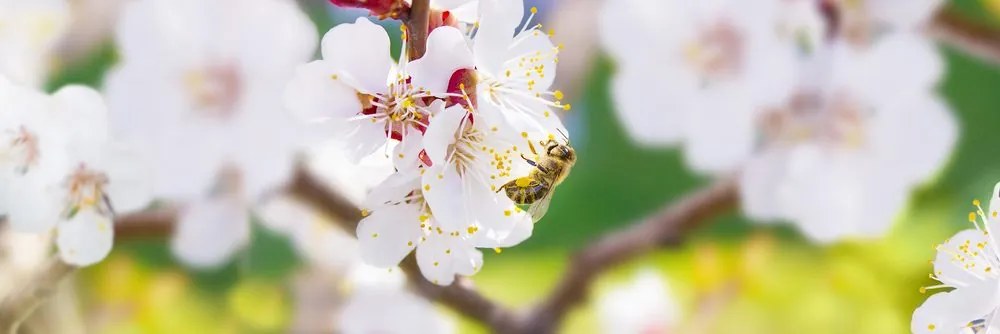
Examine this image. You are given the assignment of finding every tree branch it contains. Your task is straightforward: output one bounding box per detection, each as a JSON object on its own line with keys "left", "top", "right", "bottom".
{"left": 288, "top": 166, "right": 738, "bottom": 333}
{"left": 515, "top": 177, "right": 739, "bottom": 333}
{"left": 928, "top": 7, "right": 1000, "bottom": 66}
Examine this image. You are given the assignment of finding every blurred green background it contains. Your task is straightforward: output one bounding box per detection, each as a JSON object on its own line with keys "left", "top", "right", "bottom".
{"left": 44, "top": 0, "right": 1000, "bottom": 332}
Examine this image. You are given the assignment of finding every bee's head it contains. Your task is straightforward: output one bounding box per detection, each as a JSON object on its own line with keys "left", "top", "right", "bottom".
{"left": 545, "top": 141, "right": 576, "bottom": 163}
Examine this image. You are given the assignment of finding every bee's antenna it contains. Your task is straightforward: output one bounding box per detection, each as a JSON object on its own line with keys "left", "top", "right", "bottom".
{"left": 557, "top": 128, "right": 570, "bottom": 144}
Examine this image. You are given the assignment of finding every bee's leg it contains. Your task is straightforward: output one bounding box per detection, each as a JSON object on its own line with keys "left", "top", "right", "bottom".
{"left": 520, "top": 154, "right": 549, "bottom": 173}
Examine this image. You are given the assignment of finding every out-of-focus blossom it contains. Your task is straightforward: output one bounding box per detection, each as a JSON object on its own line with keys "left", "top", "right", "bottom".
{"left": 105, "top": 0, "right": 317, "bottom": 267}
{"left": 338, "top": 264, "right": 454, "bottom": 334}
{"left": 598, "top": 270, "right": 679, "bottom": 334}
{"left": 601, "top": 0, "right": 955, "bottom": 242}
{"left": 0, "top": 0, "right": 69, "bottom": 88}
{"left": 0, "top": 77, "right": 152, "bottom": 266}
{"left": 740, "top": 36, "right": 955, "bottom": 242}
{"left": 912, "top": 183, "right": 1000, "bottom": 334}
{"left": 600, "top": 0, "right": 798, "bottom": 170}
{"left": 0, "top": 231, "right": 51, "bottom": 298}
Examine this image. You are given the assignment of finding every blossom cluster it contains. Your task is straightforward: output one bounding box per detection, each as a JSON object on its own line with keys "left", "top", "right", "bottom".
{"left": 0, "top": 76, "right": 151, "bottom": 266}
{"left": 601, "top": 0, "right": 956, "bottom": 242}
{"left": 285, "top": 0, "right": 570, "bottom": 284}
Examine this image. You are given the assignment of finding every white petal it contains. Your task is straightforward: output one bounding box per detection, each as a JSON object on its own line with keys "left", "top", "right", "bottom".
{"left": 415, "top": 232, "right": 482, "bottom": 285}
{"left": 101, "top": 144, "right": 154, "bottom": 214}
{"left": 866, "top": 0, "right": 944, "bottom": 29}
{"left": 609, "top": 67, "right": 692, "bottom": 145}
{"left": 284, "top": 60, "right": 363, "bottom": 123}
{"left": 422, "top": 105, "right": 466, "bottom": 165}
{"left": 853, "top": 33, "right": 944, "bottom": 109}
{"left": 473, "top": 0, "right": 524, "bottom": 74}
{"left": 870, "top": 92, "right": 956, "bottom": 185}
{"left": 933, "top": 229, "right": 994, "bottom": 287}
{"left": 56, "top": 209, "right": 114, "bottom": 266}
{"left": 408, "top": 27, "right": 474, "bottom": 95}
{"left": 681, "top": 85, "right": 757, "bottom": 174}
{"left": 170, "top": 197, "right": 251, "bottom": 268}
{"left": 321, "top": 17, "right": 393, "bottom": 94}
{"left": 5, "top": 171, "right": 64, "bottom": 233}
{"left": 422, "top": 165, "right": 470, "bottom": 232}
{"left": 739, "top": 148, "right": 790, "bottom": 221}
{"left": 339, "top": 287, "right": 454, "bottom": 334}
{"left": 912, "top": 280, "right": 1000, "bottom": 334}
{"left": 356, "top": 203, "right": 423, "bottom": 268}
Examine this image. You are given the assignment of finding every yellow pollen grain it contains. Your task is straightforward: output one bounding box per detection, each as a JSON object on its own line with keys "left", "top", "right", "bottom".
{"left": 970, "top": 212, "right": 977, "bottom": 222}
{"left": 330, "top": 74, "right": 339, "bottom": 80}
{"left": 372, "top": 233, "right": 379, "bottom": 238}
{"left": 521, "top": 132, "right": 528, "bottom": 138}
{"left": 408, "top": 241, "right": 414, "bottom": 247}
{"left": 398, "top": 153, "right": 405, "bottom": 159}
{"left": 530, "top": 6, "right": 538, "bottom": 14}
{"left": 433, "top": 261, "right": 439, "bottom": 266}
{"left": 361, "top": 208, "right": 371, "bottom": 217}
{"left": 554, "top": 90, "right": 564, "bottom": 100}
{"left": 445, "top": 249, "right": 451, "bottom": 254}
{"left": 919, "top": 286, "right": 927, "bottom": 294}
{"left": 928, "top": 324, "right": 935, "bottom": 331}
{"left": 504, "top": 210, "right": 511, "bottom": 217}
{"left": 974, "top": 199, "right": 982, "bottom": 206}
{"left": 424, "top": 184, "right": 431, "bottom": 191}
{"left": 562, "top": 103, "right": 572, "bottom": 111}
{"left": 494, "top": 247, "right": 503, "bottom": 254}
{"left": 419, "top": 214, "right": 429, "bottom": 223}
{"left": 437, "top": 174, "right": 444, "bottom": 180}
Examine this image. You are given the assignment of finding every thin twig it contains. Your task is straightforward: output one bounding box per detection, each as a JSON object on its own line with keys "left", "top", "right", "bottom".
{"left": 405, "top": 0, "right": 430, "bottom": 59}
{"left": 928, "top": 7, "right": 1000, "bottom": 66}
{"left": 113, "top": 206, "right": 178, "bottom": 238}
{"left": 288, "top": 166, "right": 738, "bottom": 332}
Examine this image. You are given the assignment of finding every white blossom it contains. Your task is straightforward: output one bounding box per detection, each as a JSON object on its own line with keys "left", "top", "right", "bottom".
{"left": 338, "top": 264, "right": 454, "bottom": 334}
{"left": 912, "top": 183, "right": 1000, "bottom": 334}
{"left": 284, "top": 17, "right": 473, "bottom": 162}
{"left": 471, "top": 0, "right": 568, "bottom": 134}
{"left": 0, "top": 0, "right": 70, "bottom": 87}
{"left": 105, "top": 0, "right": 318, "bottom": 267}
{"left": 0, "top": 77, "right": 152, "bottom": 266}
{"left": 598, "top": 270, "right": 680, "bottom": 334}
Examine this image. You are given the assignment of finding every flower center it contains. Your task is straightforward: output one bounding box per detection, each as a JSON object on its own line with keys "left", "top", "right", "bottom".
{"left": 64, "top": 165, "right": 110, "bottom": 216}
{"left": 760, "top": 91, "right": 868, "bottom": 150}
{"left": 5, "top": 126, "right": 41, "bottom": 174}
{"left": 357, "top": 78, "right": 432, "bottom": 139}
{"left": 683, "top": 20, "right": 744, "bottom": 83}
{"left": 184, "top": 63, "right": 243, "bottom": 119}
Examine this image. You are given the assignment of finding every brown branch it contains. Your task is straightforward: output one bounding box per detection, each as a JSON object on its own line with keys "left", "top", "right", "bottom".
{"left": 113, "top": 206, "right": 178, "bottom": 238}
{"left": 928, "top": 7, "right": 1000, "bottom": 66}
{"left": 405, "top": 0, "right": 430, "bottom": 59}
{"left": 0, "top": 259, "right": 75, "bottom": 332}
{"left": 289, "top": 166, "right": 738, "bottom": 333}
{"left": 516, "top": 177, "right": 739, "bottom": 334}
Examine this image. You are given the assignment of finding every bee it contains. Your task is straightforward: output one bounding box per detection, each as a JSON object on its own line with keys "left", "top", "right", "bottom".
{"left": 498, "top": 130, "right": 576, "bottom": 221}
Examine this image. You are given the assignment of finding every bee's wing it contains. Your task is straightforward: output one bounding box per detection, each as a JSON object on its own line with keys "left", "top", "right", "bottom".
{"left": 527, "top": 191, "right": 554, "bottom": 222}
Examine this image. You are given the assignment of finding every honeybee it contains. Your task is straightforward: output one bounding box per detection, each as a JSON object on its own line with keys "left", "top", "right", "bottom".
{"left": 498, "top": 131, "right": 576, "bottom": 221}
